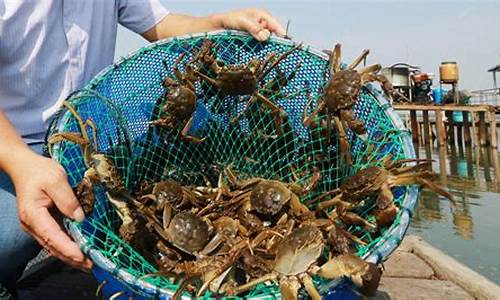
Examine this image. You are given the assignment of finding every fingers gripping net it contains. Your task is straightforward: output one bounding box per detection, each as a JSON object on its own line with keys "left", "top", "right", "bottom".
{"left": 46, "top": 31, "right": 417, "bottom": 299}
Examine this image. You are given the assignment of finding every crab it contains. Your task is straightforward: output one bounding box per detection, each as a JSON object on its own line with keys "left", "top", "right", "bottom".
{"left": 303, "top": 43, "right": 395, "bottom": 165}
{"left": 223, "top": 165, "right": 320, "bottom": 222}
{"left": 315, "top": 157, "right": 455, "bottom": 227}
{"left": 150, "top": 53, "right": 205, "bottom": 143}
{"left": 148, "top": 206, "right": 249, "bottom": 259}
{"left": 138, "top": 179, "right": 208, "bottom": 217}
{"left": 227, "top": 225, "right": 382, "bottom": 299}
{"left": 170, "top": 238, "right": 251, "bottom": 299}
{"left": 47, "top": 102, "right": 135, "bottom": 229}
{"left": 192, "top": 39, "right": 302, "bottom": 135}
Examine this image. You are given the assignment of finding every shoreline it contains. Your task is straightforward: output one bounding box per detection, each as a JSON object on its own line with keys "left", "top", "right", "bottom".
{"left": 379, "top": 235, "right": 500, "bottom": 299}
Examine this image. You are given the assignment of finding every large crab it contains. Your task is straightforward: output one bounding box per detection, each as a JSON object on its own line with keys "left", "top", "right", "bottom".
{"left": 150, "top": 53, "right": 205, "bottom": 143}
{"left": 192, "top": 39, "right": 302, "bottom": 135}
{"left": 303, "top": 43, "right": 394, "bottom": 165}
{"left": 227, "top": 225, "right": 382, "bottom": 299}
{"left": 147, "top": 203, "right": 249, "bottom": 259}
{"left": 138, "top": 179, "right": 208, "bottom": 218}
{"left": 47, "top": 102, "right": 135, "bottom": 230}
{"left": 223, "top": 165, "right": 320, "bottom": 223}
{"left": 315, "top": 157, "right": 455, "bottom": 227}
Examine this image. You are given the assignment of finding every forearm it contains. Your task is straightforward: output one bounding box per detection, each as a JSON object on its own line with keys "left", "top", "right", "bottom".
{"left": 0, "top": 110, "right": 35, "bottom": 177}
{"left": 142, "top": 13, "right": 223, "bottom": 42}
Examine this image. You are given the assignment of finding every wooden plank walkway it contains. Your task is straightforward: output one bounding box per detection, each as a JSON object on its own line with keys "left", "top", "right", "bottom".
{"left": 377, "top": 235, "right": 500, "bottom": 300}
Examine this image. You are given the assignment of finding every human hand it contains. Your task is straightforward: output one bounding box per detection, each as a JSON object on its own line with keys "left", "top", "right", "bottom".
{"left": 212, "top": 8, "right": 286, "bottom": 41}
{"left": 10, "top": 150, "right": 92, "bottom": 270}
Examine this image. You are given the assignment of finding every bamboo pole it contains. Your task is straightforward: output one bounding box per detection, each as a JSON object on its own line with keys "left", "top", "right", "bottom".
{"left": 422, "top": 110, "right": 430, "bottom": 145}
{"left": 471, "top": 112, "right": 478, "bottom": 148}
{"left": 410, "top": 110, "right": 419, "bottom": 144}
{"left": 436, "top": 110, "right": 446, "bottom": 147}
{"left": 446, "top": 111, "right": 455, "bottom": 146}
{"left": 489, "top": 110, "right": 498, "bottom": 149}
{"left": 479, "top": 112, "right": 487, "bottom": 147}
{"left": 462, "top": 111, "right": 471, "bottom": 146}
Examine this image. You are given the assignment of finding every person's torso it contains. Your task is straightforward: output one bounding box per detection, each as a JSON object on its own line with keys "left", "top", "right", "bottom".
{"left": 0, "top": 0, "right": 119, "bottom": 136}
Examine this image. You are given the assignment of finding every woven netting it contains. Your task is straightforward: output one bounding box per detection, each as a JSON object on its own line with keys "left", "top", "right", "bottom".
{"left": 46, "top": 31, "right": 417, "bottom": 299}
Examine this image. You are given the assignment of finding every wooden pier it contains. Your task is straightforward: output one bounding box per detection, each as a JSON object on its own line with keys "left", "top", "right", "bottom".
{"left": 393, "top": 104, "right": 499, "bottom": 148}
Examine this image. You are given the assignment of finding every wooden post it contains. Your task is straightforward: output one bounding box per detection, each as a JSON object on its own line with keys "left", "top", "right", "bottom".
{"left": 471, "top": 112, "right": 478, "bottom": 148}
{"left": 445, "top": 111, "right": 455, "bottom": 146}
{"left": 410, "top": 110, "right": 419, "bottom": 144}
{"left": 436, "top": 109, "right": 446, "bottom": 147}
{"left": 438, "top": 146, "right": 448, "bottom": 184}
{"left": 422, "top": 110, "right": 430, "bottom": 145}
{"left": 479, "top": 111, "right": 487, "bottom": 147}
{"left": 456, "top": 123, "right": 463, "bottom": 148}
{"left": 462, "top": 111, "right": 471, "bottom": 146}
{"left": 490, "top": 110, "right": 498, "bottom": 149}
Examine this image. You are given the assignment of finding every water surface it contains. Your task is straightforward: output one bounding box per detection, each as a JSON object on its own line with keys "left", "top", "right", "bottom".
{"left": 408, "top": 145, "right": 500, "bottom": 284}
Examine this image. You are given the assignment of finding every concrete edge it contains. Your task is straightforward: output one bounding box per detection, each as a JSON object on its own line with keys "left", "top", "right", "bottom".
{"left": 404, "top": 235, "right": 500, "bottom": 300}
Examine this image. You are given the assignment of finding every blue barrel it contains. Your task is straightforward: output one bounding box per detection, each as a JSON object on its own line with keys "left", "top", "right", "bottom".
{"left": 432, "top": 88, "right": 444, "bottom": 105}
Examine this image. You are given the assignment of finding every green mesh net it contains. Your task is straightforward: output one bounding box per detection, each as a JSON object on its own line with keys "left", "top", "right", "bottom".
{"left": 46, "top": 30, "right": 417, "bottom": 299}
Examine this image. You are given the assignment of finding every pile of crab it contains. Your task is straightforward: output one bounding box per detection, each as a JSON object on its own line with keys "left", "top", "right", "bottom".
{"left": 47, "top": 39, "right": 455, "bottom": 299}
{"left": 48, "top": 124, "right": 453, "bottom": 299}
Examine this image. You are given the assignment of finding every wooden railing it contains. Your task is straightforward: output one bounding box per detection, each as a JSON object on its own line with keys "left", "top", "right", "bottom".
{"left": 393, "top": 104, "right": 498, "bottom": 148}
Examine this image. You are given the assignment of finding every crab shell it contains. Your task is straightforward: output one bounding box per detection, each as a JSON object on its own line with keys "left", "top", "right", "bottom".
{"left": 213, "top": 60, "right": 260, "bottom": 95}
{"left": 166, "top": 211, "right": 210, "bottom": 254}
{"left": 163, "top": 84, "right": 197, "bottom": 121}
{"left": 323, "top": 69, "right": 362, "bottom": 111}
{"left": 91, "top": 153, "right": 125, "bottom": 191}
{"left": 274, "top": 225, "right": 324, "bottom": 275}
{"left": 250, "top": 180, "right": 292, "bottom": 216}
{"left": 340, "top": 166, "right": 389, "bottom": 202}
{"left": 152, "top": 179, "right": 184, "bottom": 207}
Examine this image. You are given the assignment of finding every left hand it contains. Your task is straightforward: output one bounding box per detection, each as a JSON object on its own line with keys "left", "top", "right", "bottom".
{"left": 212, "top": 9, "right": 286, "bottom": 41}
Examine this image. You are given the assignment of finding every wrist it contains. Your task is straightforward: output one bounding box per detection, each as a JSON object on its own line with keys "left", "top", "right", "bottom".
{"left": 1, "top": 146, "right": 39, "bottom": 181}
{"left": 207, "top": 13, "right": 226, "bottom": 30}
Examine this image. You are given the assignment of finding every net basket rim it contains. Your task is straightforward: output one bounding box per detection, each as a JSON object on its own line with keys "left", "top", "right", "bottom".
{"left": 60, "top": 29, "right": 419, "bottom": 298}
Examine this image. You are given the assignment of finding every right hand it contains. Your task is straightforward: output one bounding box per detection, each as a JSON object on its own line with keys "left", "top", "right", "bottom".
{"left": 10, "top": 150, "right": 92, "bottom": 270}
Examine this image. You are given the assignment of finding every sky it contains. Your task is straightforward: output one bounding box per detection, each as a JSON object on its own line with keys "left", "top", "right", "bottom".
{"left": 115, "top": 0, "right": 500, "bottom": 91}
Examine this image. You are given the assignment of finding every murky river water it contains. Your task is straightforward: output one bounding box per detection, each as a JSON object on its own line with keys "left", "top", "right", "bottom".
{"left": 408, "top": 145, "right": 500, "bottom": 284}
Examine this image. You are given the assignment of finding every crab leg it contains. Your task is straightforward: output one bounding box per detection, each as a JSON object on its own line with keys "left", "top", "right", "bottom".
{"left": 329, "top": 43, "right": 342, "bottom": 74}
{"left": 338, "top": 211, "right": 377, "bottom": 230}
{"left": 62, "top": 101, "right": 98, "bottom": 165}
{"left": 303, "top": 99, "right": 326, "bottom": 128}
{"left": 172, "top": 53, "right": 187, "bottom": 81}
{"left": 180, "top": 116, "right": 206, "bottom": 143}
{"left": 47, "top": 132, "right": 91, "bottom": 158}
{"left": 391, "top": 172, "right": 455, "bottom": 203}
{"left": 172, "top": 276, "right": 198, "bottom": 300}
{"left": 333, "top": 116, "right": 352, "bottom": 166}
{"left": 416, "top": 177, "right": 455, "bottom": 206}
{"left": 333, "top": 225, "right": 368, "bottom": 246}
{"left": 340, "top": 109, "right": 366, "bottom": 135}
{"left": 305, "top": 188, "right": 340, "bottom": 206}
{"left": 299, "top": 274, "right": 321, "bottom": 300}
{"left": 255, "top": 93, "right": 287, "bottom": 135}
{"left": 251, "top": 229, "right": 284, "bottom": 248}
{"left": 259, "top": 52, "right": 277, "bottom": 77}
{"left": 226, "top": 273, "right": 278, "bottom": 296}
{"left": 315, "top": 193, "right": 344, "bottom": 211}
{"left": 257, "top": 43, "right": 302, "bottom": 82}
{"left": 193, "top": 68, "right": 220, "bottom": 87}
{"left": 279, "top": 276, "right": 301, "bottom": 300}
{"left": 348, "top": 49, "right": 370, "bottom": 70}
{"left": 358, "top": 63, "right": 382, "bottom": 76}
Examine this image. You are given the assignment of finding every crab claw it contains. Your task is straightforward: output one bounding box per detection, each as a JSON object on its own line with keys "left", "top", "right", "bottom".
{"left": 314, "top": 254, "right": 382, "bottom": 297}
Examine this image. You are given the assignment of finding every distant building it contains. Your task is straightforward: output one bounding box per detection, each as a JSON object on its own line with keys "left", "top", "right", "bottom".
{"left": 487, "top": 64, "right": 500, "bottom": 89}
